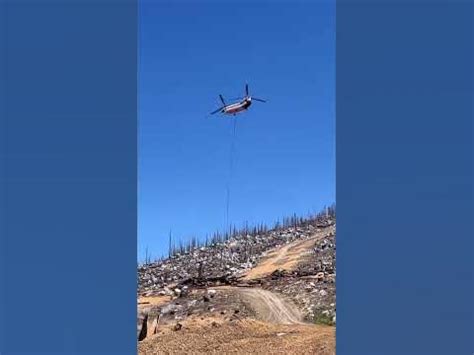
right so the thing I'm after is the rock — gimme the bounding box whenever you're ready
[161,304,182,316]
[271,269,286,278]
[173,322,182,331]
[137,310,148,341]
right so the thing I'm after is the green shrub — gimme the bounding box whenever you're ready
[314,312,334,326]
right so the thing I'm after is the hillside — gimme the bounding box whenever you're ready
[137,214,336,354]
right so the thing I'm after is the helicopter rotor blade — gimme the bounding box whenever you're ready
[252,97,266,103]
[219,95,226,106]
[210,106,224,115]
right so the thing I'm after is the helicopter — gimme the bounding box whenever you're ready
[210,83,266,116]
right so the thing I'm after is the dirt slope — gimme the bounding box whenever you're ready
[243,232,325,280]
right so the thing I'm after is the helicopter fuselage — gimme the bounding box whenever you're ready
[223,99,252,115]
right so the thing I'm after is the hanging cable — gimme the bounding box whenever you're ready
[225,117,237,233]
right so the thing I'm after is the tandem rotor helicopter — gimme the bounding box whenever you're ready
[210,83,266,116]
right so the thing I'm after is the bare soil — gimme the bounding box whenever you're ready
[138,295,172,309]
[236,287,302,324]
[139,317,335,355]
[243,233,325,280]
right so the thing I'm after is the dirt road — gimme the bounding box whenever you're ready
[236,288,303,324]
[243,230,329,280]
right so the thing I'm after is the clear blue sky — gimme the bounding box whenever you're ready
[138,1,335,261]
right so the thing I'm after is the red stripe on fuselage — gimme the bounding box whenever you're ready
[224,101,250,114]
[225,105,245,114]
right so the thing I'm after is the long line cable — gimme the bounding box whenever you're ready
[225,117,237,233]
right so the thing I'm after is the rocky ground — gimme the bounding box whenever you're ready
[137,215,336,353]
[139,317,335,355]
